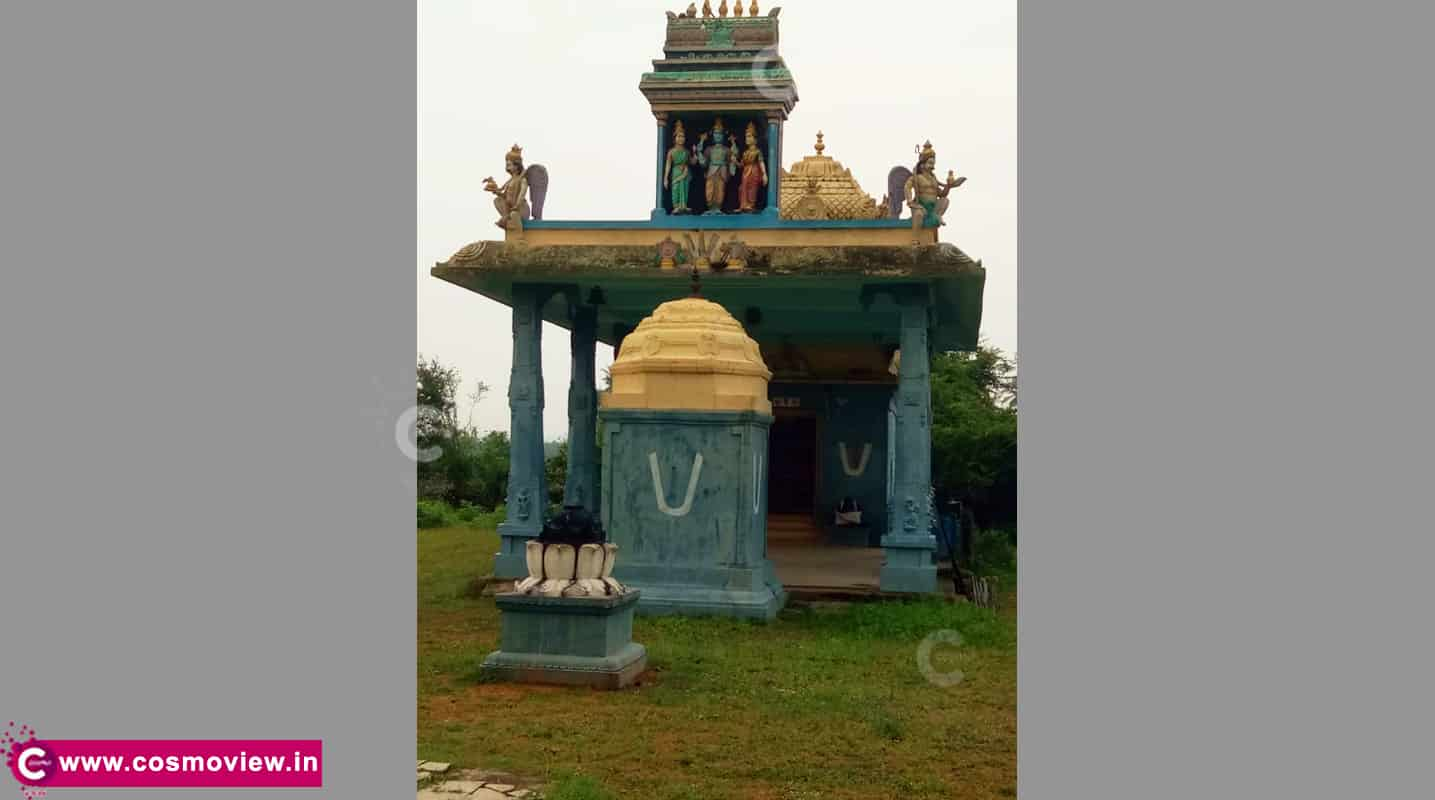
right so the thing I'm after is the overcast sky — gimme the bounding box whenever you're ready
[418,0,1016,437]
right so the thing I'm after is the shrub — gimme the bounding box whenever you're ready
[416,499,454,529]
[971,527,1017,578]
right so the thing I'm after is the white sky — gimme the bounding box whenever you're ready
[418,0,1016,436]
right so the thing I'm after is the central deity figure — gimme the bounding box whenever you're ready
[693,118,738,214]
[737,121,768,212]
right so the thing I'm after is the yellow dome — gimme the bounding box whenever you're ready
[779,131,885,220]
[604,296,772,414]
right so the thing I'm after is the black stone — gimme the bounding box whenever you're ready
[538,504,606,547]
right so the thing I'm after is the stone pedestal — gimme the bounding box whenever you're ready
[481,591,647,690]
[600,408,784,620]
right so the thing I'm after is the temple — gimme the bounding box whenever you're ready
[433,4,986,614]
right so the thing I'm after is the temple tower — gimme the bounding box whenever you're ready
[640,10,797,219]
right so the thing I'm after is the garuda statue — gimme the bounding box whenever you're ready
[887,140,966,235]
[483,144,549,232]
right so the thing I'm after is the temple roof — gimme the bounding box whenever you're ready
[432,241,985,355]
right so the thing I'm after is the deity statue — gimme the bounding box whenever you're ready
[693,118,738,214]
[483,144,549,232]
[663,120,694,214]
[736,121,768,212]
[902,140,966,233]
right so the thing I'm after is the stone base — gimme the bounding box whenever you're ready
[878,564,938,594]
[628,583,786,621]
[494,522,539,579]
[481,642,647,690]
[481,590,645,690]
[880,535,939,594]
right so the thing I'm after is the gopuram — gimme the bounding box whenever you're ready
[434,3,986,616]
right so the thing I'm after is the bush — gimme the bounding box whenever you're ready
[971,528,1017,578]
[416,499,454,529]
[416,499,504,531]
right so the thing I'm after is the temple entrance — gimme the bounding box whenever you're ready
[768,416,816,513]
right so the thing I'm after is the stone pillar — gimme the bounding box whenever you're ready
[765,115,782,215]
[880,289,938,594]
[565,305,599,514]
[496,285,548,579]
[653,113,669,217]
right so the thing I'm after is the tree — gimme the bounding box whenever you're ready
[416,355,507,508]
[930,342,1018,531]
[545,439,568,509]
[416,354,460,445]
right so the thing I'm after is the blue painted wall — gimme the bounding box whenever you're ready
[599,408,784,619]
[767,382,896,546]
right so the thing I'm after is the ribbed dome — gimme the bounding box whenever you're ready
[604,297,772,414]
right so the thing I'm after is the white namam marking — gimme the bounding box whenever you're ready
[838,442,873,477]
[752,451,764,514]
[649,451,704,517]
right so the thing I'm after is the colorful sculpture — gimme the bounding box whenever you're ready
[483,143,549,232]
[693,118,738,214]
[664,120,694,214]
[737,121,768,212]
[901,140,965,233]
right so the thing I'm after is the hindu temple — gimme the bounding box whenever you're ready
[433,3,986,614]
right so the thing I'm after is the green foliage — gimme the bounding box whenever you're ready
[416,354,460,445]
[931,342,1018,529]
[545,773,618,800]
[971,528,1017,579]
[416,354,507,508]
[417,499,504,532]
[545,439,568,508]
[416,499,455,529]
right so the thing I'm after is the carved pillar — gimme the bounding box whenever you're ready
[879,287,938,594]
[766,115,782,214]
[565,305,599,514]
[654,113,669,216]
[496,285,548,579]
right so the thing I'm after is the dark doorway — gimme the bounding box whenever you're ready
[768,416,817,513]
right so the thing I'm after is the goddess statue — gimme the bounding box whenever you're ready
[902,140,966,233]
[663,120,694,214]
[736,121,768,212]
[692,118,738,214]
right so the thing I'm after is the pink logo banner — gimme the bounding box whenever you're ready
[7,739,322,789]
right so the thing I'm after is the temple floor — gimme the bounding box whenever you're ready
[769,543,960,598]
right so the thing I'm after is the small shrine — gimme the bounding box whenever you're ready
[434,2,987,609]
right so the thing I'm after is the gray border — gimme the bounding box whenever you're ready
[1021,0,1433,796]
[1,2,414,798]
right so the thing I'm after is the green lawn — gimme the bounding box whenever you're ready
[419,528,1016,800]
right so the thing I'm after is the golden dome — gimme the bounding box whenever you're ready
[604,296,772,414]
[779,131,885,220]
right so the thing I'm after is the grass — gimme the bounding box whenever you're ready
[419,527,1017,800]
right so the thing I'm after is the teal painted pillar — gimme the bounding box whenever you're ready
[565,305,599,514]
[496,285,548,579]
[653,114,668,217]
[766,117,781,211]
[880,289,938,594]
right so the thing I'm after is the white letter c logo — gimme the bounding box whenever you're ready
[18,746,49,781]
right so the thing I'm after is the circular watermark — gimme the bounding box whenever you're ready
[396,405,444,463]
[749,44,788,104]
[916,629,965,688]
